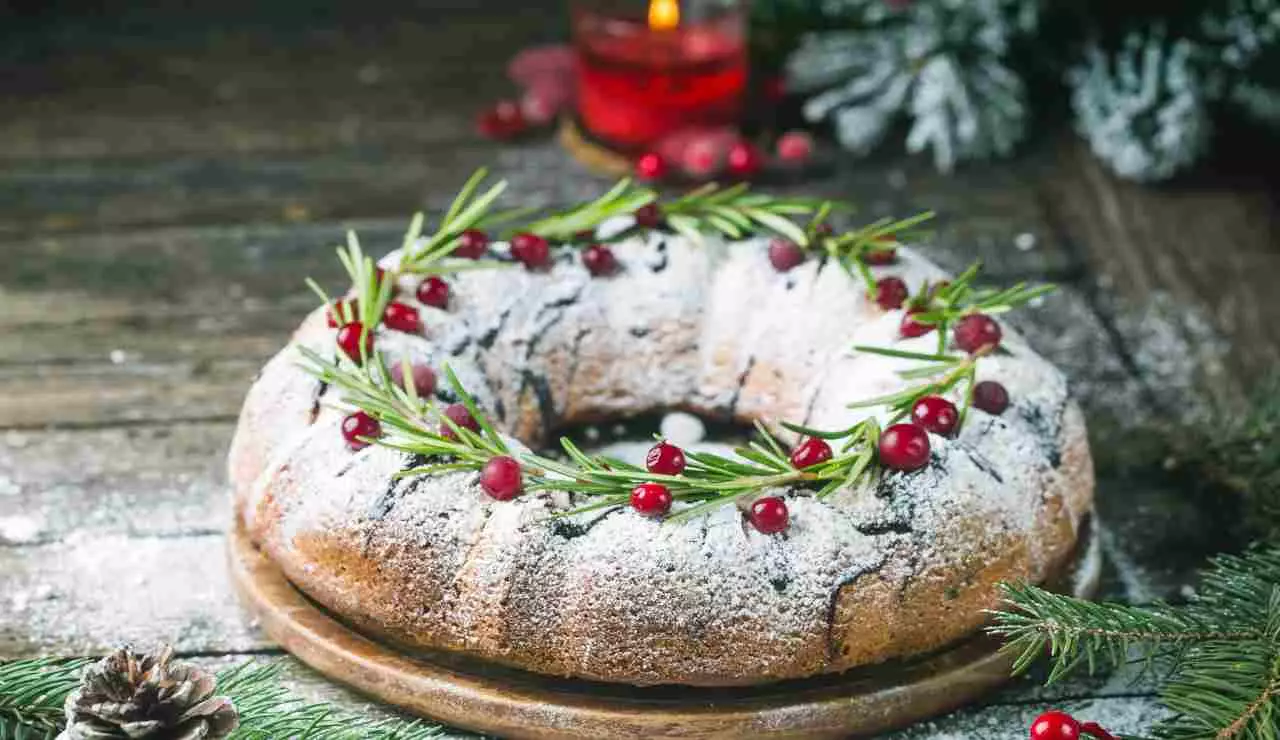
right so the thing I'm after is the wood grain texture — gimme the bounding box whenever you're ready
[227,525,1100,740]
[2,0,1275,735]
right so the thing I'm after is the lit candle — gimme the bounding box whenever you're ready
[572,0,748,151]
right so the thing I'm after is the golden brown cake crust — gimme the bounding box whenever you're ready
[228,236,1094,686]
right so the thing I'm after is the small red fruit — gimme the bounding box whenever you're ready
[875,276,909,310]
[390,362,437,397]
[645,441,686,476]
[790,437,833,469]
[634,203,663,229]
[382,301,422,333]
[879,423,931,471]
[749,496,790,534]
[768,239,806,272]
[341,411,381,450]
[954,313,1003,354]
[455,229,488,259]
[972,380,1010,415]
[776,130,814,164]
[1030,711,1080,740]
[726,140,764,178]
[326,298,358,327]
[582,244,618,276]
[440,403,481,440]
[480,456,523,500]
[911,395,959,436]
[416,276,450,309]
[510,232,551,269]
[476,100,526,140]
[635,152,668,181]
[900,310,934,338]
[630,482,673,517]
[863,247,898,265]
[336,322,373,363]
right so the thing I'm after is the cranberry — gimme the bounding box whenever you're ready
[390,362,437,397]
[326,298,358,328]
[455,229,488,259]
[899,310,934,338]
[875,277,909,310]
[382,301,422,333]
[336,322,373,363]
[476,100,526,140]
[749,497,789,534]
[480,456,523,500]
[954,313,1003,354]
[790,437,833,469]
[416,276,450,309]
[510,232,551,269]
[863,247,897,265]
[440,403,481,440]
[911,395,959,436]
[341,411,381,450]
[768,239,806,272]
[972,380,1010,415]
[726,140,764,178]
[878,423,931,471]
[645,441,686,476]
[634,203,663,229]
[582,244,618,276]
[1030,711,1081,740]
[630,482,673,517]
[635,152,668,181]
[776,130,814,165]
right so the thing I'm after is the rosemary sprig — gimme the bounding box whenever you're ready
[662,182,837,246]
[822,210,937,293]
[908,260,1054,353]
[297,349,510,475]
[522,178,657,242]
[399,168,518,275]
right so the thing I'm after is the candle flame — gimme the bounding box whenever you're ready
[648,0,679,31]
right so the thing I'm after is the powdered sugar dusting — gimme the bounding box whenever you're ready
[230,231,1092,685]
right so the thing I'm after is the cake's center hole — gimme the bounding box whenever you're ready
[550,411,753,466]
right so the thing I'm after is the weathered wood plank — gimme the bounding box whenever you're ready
[0,422,233,545]
[1043,139,1280,405]
[0,533,270,657]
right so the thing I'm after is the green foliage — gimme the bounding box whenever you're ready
[0,658,88,740]
[991,548,1280,739]
[0,658,450,740]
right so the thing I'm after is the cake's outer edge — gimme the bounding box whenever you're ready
[227,235,1094,686]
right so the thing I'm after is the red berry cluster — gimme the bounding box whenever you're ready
[1029,710,1117,740]
[634,129,816,183]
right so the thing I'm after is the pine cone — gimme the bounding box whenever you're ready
[58,646,238,740]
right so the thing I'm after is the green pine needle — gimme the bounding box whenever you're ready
[990,547,1280,740]
[0,657,451,740]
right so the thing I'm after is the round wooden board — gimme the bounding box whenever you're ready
[229,523,1100,740]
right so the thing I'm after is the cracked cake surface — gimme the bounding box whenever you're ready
[228,229,1094,686]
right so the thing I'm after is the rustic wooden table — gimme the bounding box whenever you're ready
[2,2,1278,737]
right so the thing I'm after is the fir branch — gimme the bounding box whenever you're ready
[991,547,1280,739]
[0,658,89,738]
[217,662,446,739]
[0,657,452,740]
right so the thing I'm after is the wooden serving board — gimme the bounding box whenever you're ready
[229,524,1100,740]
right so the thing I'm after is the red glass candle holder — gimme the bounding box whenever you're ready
[571,0,748,152]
